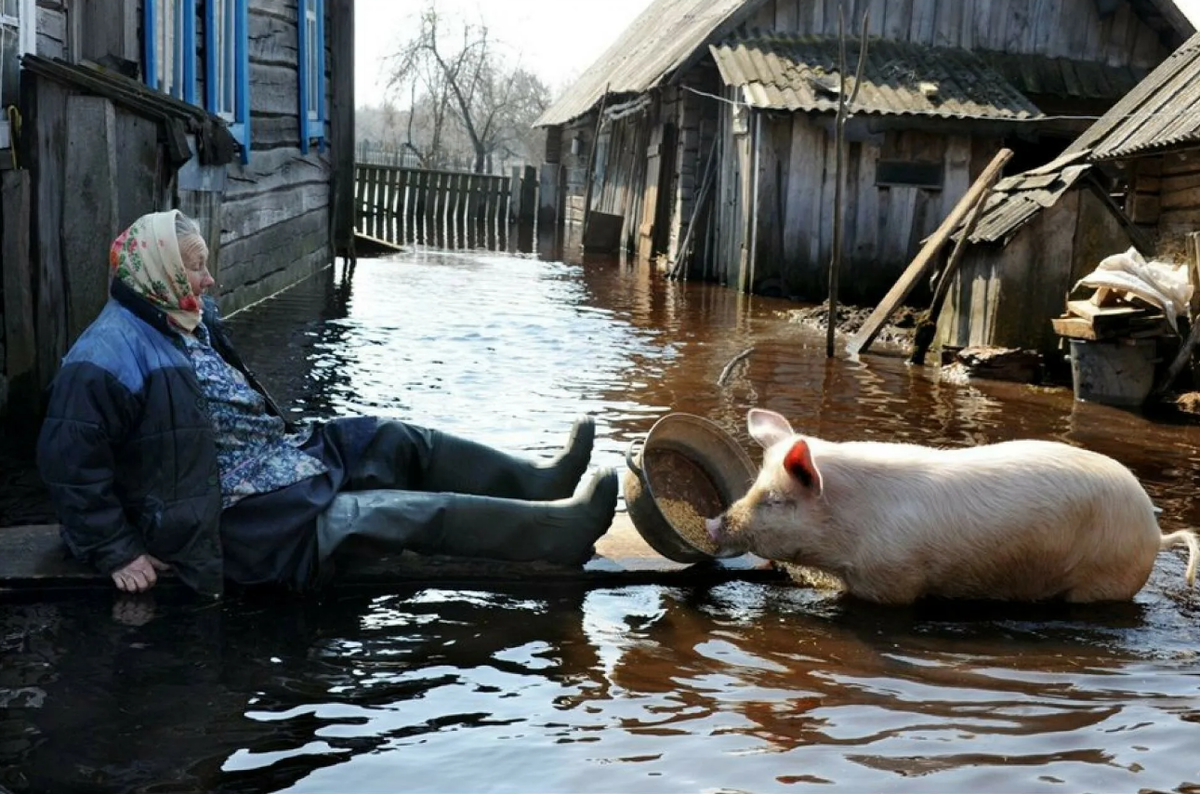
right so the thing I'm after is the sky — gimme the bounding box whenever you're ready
[353,0,653,108]
[354,0,1200,109]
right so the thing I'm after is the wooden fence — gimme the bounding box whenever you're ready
[355,164,536,252]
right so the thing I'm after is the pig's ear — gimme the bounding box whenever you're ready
[747,408,794,449]
[783,439,823,494]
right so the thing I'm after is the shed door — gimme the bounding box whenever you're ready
[638,125,665,260]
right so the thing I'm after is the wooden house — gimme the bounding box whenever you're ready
[939,31,1200,357]
[535,0,1194,304]
[0,0,355,425]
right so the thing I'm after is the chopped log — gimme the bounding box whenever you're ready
[847,147,1013,356]
[942,346,1042,384]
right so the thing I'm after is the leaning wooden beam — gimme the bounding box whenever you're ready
[908,160,1007,365]
[846,147,1013,357]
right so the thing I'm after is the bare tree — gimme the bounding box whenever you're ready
[386,4,550,173]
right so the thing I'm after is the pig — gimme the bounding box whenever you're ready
[706,408,1200,605]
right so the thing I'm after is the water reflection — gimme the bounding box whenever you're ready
[5,580,1197,793]
[5,249,1200,792]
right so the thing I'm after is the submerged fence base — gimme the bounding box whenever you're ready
[355,164,536,253]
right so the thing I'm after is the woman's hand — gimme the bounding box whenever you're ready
[112,554,170,593]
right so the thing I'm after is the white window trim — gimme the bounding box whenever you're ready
[0,0,37,150]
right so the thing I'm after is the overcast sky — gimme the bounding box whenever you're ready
[353,0,1200,108]
[353,0,652,107]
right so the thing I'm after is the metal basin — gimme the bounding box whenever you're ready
[624,412,757,563]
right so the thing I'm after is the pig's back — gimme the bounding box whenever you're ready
[813,438,1161,602]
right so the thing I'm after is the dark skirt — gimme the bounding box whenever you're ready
[218,416,396,589]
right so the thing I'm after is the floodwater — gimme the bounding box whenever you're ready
[2,249,1200,793]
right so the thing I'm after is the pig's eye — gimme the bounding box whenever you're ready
[763,493,791,507]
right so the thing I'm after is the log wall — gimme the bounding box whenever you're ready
[216,0,333,313]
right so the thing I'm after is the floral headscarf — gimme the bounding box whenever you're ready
[109,210,203,332]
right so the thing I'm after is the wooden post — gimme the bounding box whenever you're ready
[1154,231,1200,397]
[328,0,356,261]
[827,5,869,358]
[507,166,522,253]
[63,95,119,347]
[30,76,69,394]
[846,147,1013,356]
[580,84,610,257]
[1,170,37,422]
[537,162,561,260]
[353,163,366,238]
[516,164,537,254]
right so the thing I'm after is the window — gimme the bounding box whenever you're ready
[297,0,326,153]
[142,0,249,161]
[144,0,196,103]
[205,0,249,160]
[875,160,944,190]
[0,0,35,150]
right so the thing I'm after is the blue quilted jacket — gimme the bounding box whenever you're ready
[36,280,288,597]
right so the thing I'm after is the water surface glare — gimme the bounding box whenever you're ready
[3,249,1200,793]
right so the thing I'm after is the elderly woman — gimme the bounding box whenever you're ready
[37,210,617,597]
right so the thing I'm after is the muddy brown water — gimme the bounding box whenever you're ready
[2,249,1199,793]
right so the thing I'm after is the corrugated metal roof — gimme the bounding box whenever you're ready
[969,157,1093,243]
[1066,31,1200,159]
[967,32,1200,243]
[710,35,1044,120]
[534,0,749,127]
[974,52,1146,101]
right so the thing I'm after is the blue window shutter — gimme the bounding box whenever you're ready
[298,0,310,154]
[182,0,197,104]
[298,0,327,154]
[315,0,326,152]
[143,1,198,101]
[143,1,157,90]
[204,0,218,111]
[235,0,250,162]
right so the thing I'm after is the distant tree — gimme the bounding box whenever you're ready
[385,4,551,173]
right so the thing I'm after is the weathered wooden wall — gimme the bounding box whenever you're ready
[937,188,1132,355]
[35,0,68,59]
[0,0,344,423]
[1156,149,1200,259]
[216,0,333,313]
[746,0,1168,69]
[703,0,1175,301]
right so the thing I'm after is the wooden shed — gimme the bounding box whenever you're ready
[940,30,1200,357]
[536,0,1194,305]
[0,0,356,425]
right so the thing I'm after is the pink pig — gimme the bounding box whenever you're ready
[706,408,1199,604]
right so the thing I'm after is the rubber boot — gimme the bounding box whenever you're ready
[420,416,596,501]
[316,467,619,570]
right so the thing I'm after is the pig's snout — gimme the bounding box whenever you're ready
[706,515,725,543]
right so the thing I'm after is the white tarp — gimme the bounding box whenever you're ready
[1073,247,1193,333]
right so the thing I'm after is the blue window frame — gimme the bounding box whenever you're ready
[205,0,250,162]
[144,0,197,103]
[143,0,249,163]
[297,0,326,153]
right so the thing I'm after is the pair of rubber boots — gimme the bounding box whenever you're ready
[316,417,617,570]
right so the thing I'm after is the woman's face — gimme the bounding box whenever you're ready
[182,240,215,296]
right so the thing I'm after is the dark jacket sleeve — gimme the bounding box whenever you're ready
[37,360,146,575]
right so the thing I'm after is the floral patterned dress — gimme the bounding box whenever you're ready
[181,325,328,508]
